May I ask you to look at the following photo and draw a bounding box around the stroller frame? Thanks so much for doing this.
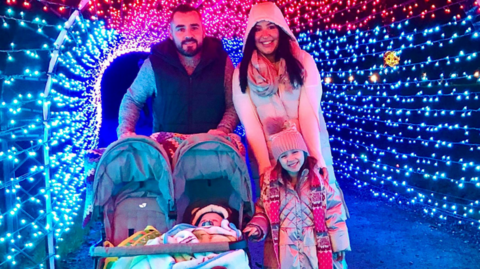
[88,134,254,268]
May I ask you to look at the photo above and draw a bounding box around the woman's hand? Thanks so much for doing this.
[243,225,260,239]
[333,251,345,262]
[320,167,329,182]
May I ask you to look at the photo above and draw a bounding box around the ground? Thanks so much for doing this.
[60,181,480,269]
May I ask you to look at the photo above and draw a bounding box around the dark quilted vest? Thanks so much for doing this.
[149,37,227,134]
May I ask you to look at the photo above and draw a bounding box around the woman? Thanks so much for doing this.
[232,2,348,216]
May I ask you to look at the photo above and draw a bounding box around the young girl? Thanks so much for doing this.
[243,120,350,269]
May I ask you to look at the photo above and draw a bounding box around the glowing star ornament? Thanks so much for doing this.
[384,51,400,67]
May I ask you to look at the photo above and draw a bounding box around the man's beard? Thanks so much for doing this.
[176,38,202,57]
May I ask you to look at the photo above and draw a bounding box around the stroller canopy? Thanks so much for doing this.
[91,136,174,223]
[172,134,254,227]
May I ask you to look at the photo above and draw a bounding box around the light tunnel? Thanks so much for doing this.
[0,0,479,268]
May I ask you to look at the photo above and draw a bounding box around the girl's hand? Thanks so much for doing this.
[333,251,345,262]
[243,225,260,239]
[320,167,329,182]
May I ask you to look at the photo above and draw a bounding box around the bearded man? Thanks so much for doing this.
[118,4,237,138]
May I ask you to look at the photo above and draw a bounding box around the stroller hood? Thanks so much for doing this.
[172,134,254,226]
[91,136,174,225]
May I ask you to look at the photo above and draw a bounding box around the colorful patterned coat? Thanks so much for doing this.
[247,158,350,269]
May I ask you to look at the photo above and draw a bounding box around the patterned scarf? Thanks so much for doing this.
[247,50,295,97]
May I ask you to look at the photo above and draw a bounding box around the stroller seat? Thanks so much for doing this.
[85,136,175,245]
[112,196,165,245]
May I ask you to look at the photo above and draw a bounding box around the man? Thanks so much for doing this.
[117,5,237,138]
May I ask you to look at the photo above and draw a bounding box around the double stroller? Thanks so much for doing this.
[85,133,254,268]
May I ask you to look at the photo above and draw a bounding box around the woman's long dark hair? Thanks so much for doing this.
[239,26,304,93]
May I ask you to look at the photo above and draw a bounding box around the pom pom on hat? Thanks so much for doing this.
[265,117,309,160]
[264,117,288,136]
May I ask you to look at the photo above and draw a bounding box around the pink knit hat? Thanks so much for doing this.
[267,118,309,160]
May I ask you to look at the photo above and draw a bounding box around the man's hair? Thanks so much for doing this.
[170,4,201,23]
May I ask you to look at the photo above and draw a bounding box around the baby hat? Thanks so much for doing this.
[191,204,230,226]
[266,117,309,160]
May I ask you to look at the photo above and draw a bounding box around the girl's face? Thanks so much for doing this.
[254,21,280,61]
[278,150,305,176]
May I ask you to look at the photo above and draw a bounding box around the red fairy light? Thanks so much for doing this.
[6,0,465,36]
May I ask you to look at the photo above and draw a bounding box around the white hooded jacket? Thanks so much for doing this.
[232,0,349,227]
[233,2,327,175]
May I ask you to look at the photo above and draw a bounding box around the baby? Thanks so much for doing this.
[190,204,232,227]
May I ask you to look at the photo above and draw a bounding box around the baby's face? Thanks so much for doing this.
[198,212,223,227]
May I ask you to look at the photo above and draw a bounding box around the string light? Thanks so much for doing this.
[0,14,57,28]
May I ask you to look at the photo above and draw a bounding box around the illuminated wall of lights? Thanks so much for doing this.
[0,9,123,266]
[298,1,480,227]
[1,0,479,267]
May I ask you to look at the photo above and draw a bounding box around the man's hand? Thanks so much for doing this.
[333,251,345,262]
[119,131,136,139]
[208,127,229,136]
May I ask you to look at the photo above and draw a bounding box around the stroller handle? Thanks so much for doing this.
[90,239,248,257]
